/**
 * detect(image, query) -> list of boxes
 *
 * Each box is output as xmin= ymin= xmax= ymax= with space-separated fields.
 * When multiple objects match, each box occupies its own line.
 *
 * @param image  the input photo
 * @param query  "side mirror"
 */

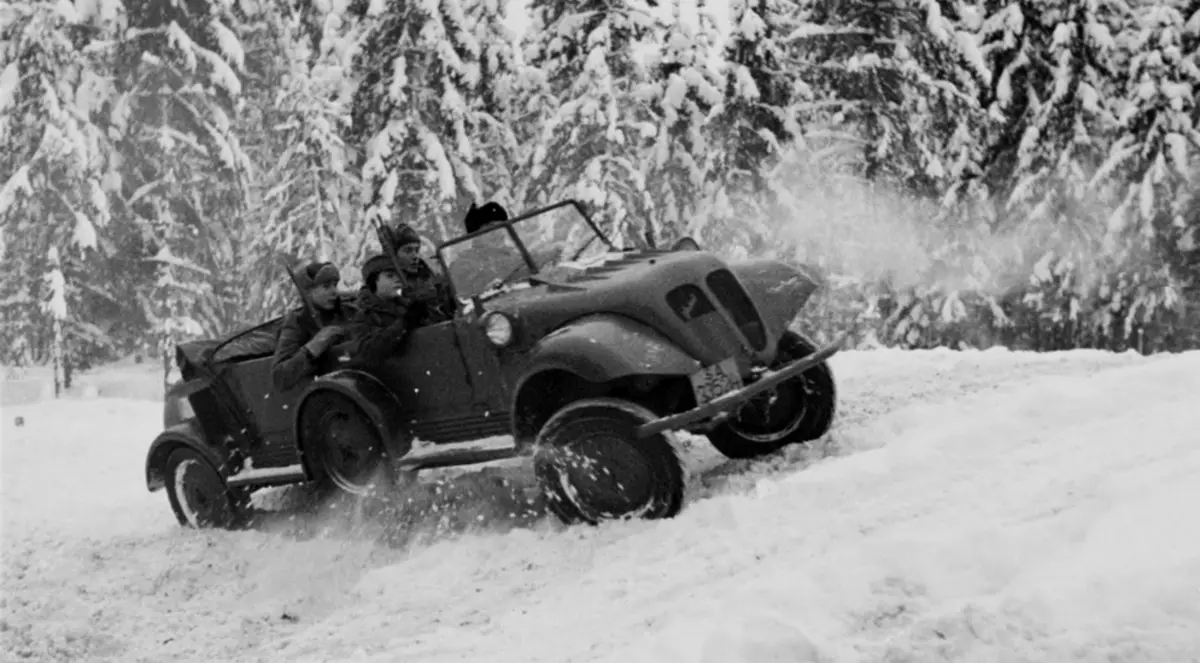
xmin=671 ymin=237 xmax=701 ymax=252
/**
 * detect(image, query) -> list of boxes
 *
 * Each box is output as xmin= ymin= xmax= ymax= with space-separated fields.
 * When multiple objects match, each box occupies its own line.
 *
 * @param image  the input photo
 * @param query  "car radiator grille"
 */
xmin=666 ymin=282 xmax=757 ymax=362
xmin=705 ymin=269 xmax=768 ymax=351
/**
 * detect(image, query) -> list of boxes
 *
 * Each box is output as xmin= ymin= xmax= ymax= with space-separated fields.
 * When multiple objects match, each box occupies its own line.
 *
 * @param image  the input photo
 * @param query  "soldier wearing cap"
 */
xmin=350 ymin=223 xmax=457 ymax=365
xmin=271 ymin=261 xmax=356 ymax=391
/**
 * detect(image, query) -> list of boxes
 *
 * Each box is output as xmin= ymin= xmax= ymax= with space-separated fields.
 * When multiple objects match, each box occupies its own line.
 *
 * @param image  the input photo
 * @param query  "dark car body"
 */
xmin=146 ymin=200 xmax=832 ymax=499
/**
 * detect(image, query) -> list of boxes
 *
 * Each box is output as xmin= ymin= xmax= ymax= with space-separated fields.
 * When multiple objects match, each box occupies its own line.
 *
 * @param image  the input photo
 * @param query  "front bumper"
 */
xmin=634 ymin=333 xmax=845 ymax=439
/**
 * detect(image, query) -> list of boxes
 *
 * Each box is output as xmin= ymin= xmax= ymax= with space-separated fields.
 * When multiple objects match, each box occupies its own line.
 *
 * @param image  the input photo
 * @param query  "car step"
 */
xmin=394 ymin=438 xmax=522 ymax=471
xmin=226 ymin=463 xmax=308 ymax=488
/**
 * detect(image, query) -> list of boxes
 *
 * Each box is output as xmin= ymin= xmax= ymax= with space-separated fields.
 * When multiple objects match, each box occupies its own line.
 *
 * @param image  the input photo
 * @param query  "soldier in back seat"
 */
xmin=271 ymin=261 xmax=357 ymax=391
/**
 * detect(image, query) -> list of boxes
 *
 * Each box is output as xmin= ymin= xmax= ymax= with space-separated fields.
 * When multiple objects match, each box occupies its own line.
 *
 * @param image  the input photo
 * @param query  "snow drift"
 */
xmin=3 ymin=347 xmax=1199 ymax=662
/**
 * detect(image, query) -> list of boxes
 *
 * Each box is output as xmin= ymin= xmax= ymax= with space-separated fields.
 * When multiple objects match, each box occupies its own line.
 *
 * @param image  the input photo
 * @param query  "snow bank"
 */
xmin=3 ymin=348 xmax=1198 ymax=662
xmin=1 ymin=361 xmax=163 ymax=407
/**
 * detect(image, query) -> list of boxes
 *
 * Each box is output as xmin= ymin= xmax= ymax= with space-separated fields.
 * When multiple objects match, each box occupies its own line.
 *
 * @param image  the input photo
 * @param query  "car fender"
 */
xmin=519 ymin=313 xmax=702 ymax=385
xmin=145 ymin=420 xmax=228 ymax=492
xmin=508 ymin=314 xmax=702 ymax=447
xmin=727 ymin=259 xmax=822 ymax=341
xmin=293 ymin=369 xmax=412 ymax=469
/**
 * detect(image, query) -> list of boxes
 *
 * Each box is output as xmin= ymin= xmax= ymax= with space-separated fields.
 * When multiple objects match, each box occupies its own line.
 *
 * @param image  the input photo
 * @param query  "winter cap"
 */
xmin=299 ymin=261 xmax=340 ymax=289
xmin=388 ymin=223 xmax=422 ymax=248
xmin=361 ymin=254 xmax=395 ymax=284
xmin=464 ymin=201 xmax=509 ymax=234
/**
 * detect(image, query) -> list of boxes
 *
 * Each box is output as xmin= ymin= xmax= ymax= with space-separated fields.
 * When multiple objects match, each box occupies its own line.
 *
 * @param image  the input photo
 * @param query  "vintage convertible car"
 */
xmin=146 ymin=200 xmax=840 ymax=529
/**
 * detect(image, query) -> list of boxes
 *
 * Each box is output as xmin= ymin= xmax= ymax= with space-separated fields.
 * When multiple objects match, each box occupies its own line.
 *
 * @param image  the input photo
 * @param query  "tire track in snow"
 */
xmin=0 ymin=349 xmax=1168 ymax=663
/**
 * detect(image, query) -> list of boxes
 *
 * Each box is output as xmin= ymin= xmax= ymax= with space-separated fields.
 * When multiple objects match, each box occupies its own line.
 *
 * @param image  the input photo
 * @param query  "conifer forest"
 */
xmin=2 ymin=0 xmax=1198 ymax=378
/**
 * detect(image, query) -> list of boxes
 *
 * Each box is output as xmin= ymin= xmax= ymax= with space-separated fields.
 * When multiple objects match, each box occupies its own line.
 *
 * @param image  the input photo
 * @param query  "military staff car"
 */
xmin=146 ymin=200 xmax=841 ymax=528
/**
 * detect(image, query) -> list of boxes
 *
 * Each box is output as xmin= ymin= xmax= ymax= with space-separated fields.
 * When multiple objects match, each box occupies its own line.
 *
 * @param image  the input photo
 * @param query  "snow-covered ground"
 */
xmin=3 ymin=347 xmax=1200 ymax=662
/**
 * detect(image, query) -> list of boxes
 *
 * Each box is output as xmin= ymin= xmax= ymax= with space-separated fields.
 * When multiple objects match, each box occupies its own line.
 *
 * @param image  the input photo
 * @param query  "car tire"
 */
xmin=533 ymin=398 xmax=685 ymax=525
xmin=164 ymin=448 xmax=245 ymax=529
xmin=298 ymin=389 xmax=388 ymax=496
xmin=706 ymin=330 xmax=837 ymax=460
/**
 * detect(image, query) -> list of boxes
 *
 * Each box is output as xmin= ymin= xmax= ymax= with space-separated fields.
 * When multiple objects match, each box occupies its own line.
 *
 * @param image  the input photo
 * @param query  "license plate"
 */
xmin=689 ymin=358 xmax=744 ymax=406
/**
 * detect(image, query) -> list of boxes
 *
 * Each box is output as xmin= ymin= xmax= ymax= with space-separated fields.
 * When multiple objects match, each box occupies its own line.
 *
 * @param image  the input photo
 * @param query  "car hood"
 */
xmin=476 ymin=249 xmax=810 ymax=366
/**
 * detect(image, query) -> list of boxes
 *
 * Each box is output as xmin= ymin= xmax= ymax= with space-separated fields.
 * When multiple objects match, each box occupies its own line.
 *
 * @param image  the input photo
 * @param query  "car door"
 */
xmin=220 ymin=356 xmax=308 ymax=468
xmin=453 ymin=316 xmax=511 ymax=415
xmin=368 ymin=319 xmax=509 ymax=443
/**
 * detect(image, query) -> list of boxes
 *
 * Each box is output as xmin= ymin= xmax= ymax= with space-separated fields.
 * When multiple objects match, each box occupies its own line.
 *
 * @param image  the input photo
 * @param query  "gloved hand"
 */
xmin=304 ymin=325 xmax=345 ymax=357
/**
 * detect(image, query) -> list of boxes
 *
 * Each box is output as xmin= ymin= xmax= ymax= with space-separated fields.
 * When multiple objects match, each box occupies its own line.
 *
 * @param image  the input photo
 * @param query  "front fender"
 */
xmin=293 ymin=369 xmax=411 ymax=470
xmin=521 ymin=313 xmax=702 ymax=384
xmin=728 ymin=259 xmax=822 ymax=340
xmin=145 ymin=420 xmax=228 ymax=492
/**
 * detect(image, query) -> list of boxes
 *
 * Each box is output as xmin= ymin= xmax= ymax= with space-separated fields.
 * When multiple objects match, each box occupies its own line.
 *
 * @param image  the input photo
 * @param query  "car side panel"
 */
xmin=219 ymin=356 xmax=308 ymax=468
xmin=453 ymin=317 xmax=512 ymax=411
xmin=356 ymin=321 xmax=475 ymax=413
xmin=344 ymin=320 xmax=508 ymax=444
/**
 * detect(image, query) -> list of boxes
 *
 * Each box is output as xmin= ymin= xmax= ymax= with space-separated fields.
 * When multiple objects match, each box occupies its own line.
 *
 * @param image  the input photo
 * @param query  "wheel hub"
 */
xmin=316 ymin=401 xmax=382 ymax=495
xmin=173 ymin=459 xmax=225 ymax=527
xmin=727 ymin=379 xmax=808 ymax=443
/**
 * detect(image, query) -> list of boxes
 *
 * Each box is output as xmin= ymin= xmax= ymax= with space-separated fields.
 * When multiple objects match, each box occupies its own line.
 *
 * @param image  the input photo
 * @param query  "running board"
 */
xmin=224 ymin=442 xmax=524 ymax=488
xmin=394 ymin=438 xmax=522 ymax=471
xmin=226 ymin=463 xmax=308 ymax=488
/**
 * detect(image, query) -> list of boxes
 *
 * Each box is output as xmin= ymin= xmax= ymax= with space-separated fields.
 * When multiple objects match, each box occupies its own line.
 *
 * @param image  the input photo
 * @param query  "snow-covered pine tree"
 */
xmin=1087 ymin=0 xmax=1200 ymax=350
xmin=642 ymin=0 xmax=724 ymax=245
xmin=112 ymin=0 xmax=253 ymax=363
xmin=716 ymin=0 xmax=797 ymax=189
xmin=701 ymin=0 xmax=809 ymax=259
xmin=462 ymin=0 xmax=524 ymax=209
xmin=242 ymin=0 xmax=365 ymax=313
xmin=0 ymin=2 xmax=116 ymax=368
xmin=782 ymin=0 xmax=991 ymax=347
xmin=1176 ymin=1 xmax=1200 ymax=312
xmin=982 ymin=0 xmax=1131 ymax=349
xmin=792 ymin=0 xmax=988 ymax=198
xmin=989 ymin=0 xmax=1126 ymax=235
xmin=522 ymin=0 xmax=659 ymax=248
xmin=1101 ymin=0 xmax=1199 ymax=252
xmin=349 ymin=0 xmax=490 ymax=243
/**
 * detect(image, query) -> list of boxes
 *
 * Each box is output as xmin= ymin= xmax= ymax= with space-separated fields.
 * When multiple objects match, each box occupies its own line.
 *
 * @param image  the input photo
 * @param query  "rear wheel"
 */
xmin=165 ymin=448 xmax=245 ymax=529
xmin=706 ymin=331 xmax=836 ymax=459
xmin=533 ymin=398 xmax=684 ymax=525
xmin=299 ymin=390 xmax=388 ymax=496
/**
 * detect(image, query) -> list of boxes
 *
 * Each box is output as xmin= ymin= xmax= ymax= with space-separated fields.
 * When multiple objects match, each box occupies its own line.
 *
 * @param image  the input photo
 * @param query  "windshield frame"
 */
xmin=434 ymin=199 xmax=617 ymax=303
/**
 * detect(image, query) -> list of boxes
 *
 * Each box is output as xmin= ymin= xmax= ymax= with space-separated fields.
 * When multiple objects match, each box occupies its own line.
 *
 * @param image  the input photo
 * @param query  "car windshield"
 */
xmin=440 ymin=202 xmax=616 ymax=300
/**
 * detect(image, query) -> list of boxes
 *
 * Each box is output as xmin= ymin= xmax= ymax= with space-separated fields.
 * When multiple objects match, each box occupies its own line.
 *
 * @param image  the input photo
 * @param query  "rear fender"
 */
xmin=293 ymin=369 xmax=411 ymax=475
xmin=728 ymin=259 xmax=822 ymax=341
xmin=145 ymin=421 xmax=228 ymax=492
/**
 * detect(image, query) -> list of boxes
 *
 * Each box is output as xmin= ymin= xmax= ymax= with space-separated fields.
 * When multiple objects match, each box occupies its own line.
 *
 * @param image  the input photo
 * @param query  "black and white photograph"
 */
xmin=2 ymin=0 xmax=1198 ymax=660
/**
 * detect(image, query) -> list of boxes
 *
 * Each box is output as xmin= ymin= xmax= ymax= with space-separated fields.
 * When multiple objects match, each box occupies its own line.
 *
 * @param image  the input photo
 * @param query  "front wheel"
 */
xmin=706 ymin=331 xmax=837 ymax=460
xmin=164 ymin=448 xmax=245 ymax=529
xmin=533 ymin=398 xmax=685 ymax=525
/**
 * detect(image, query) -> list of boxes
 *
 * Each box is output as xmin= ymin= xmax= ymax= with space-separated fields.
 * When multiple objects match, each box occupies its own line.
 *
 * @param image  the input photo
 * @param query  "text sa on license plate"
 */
xmin=689 ymin=357 xmax=744 ymax=406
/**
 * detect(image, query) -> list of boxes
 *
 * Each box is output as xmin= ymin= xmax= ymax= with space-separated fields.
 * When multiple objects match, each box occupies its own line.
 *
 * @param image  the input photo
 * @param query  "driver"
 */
xmin=271 ymin=261 xmax=354 ymax=391
xmin=379 ymin=222 xmax=457 ymax=323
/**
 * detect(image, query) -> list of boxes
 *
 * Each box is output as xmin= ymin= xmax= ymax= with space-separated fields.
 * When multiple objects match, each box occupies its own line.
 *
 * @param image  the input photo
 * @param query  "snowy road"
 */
xmin=3 ymin=348 xmax=1199 ymax=662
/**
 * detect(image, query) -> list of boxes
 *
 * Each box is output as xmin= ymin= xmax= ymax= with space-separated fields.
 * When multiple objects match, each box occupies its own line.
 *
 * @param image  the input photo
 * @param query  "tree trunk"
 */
xmin=51 ymin=316 xmax=64 ymax=398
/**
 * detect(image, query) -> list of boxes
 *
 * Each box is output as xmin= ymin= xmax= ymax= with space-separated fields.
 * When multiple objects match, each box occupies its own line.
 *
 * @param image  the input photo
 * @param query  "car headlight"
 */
xmin=484 ymin=312 xmax=514 ymax=347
